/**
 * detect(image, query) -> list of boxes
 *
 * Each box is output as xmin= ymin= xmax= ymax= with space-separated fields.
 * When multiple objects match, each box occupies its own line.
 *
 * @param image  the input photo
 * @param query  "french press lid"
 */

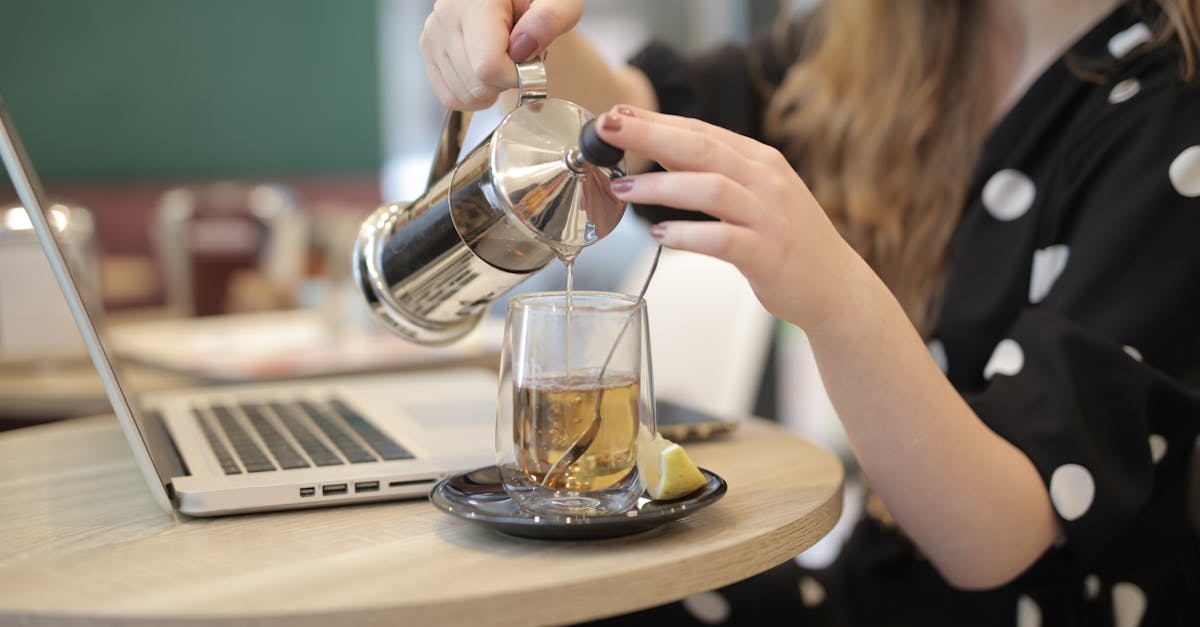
xmin=437 ymin=60 xmax=628 ymax=258
xmin=488 ymin=62 xmax=627 ymax=255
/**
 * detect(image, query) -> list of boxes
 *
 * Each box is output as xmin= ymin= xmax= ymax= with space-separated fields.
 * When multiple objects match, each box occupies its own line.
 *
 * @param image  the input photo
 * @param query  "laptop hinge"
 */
xmin=140 ymin=409 xmax=191 ymax=490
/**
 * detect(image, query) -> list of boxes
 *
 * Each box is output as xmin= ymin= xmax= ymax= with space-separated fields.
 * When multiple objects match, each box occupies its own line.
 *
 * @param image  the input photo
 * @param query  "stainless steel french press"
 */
xmin=352 ymin=60 xmax=627 ymax=345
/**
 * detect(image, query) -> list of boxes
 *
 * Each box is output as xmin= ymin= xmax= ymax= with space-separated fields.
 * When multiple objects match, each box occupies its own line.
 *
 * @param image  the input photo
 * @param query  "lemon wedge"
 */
xmin=637 ymin=426 xmax=708 ymax=500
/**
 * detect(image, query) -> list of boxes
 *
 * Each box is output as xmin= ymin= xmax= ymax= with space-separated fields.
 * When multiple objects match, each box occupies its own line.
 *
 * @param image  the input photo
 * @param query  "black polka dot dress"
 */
xmin=589 ymin=3 xmax=1200 ymax=626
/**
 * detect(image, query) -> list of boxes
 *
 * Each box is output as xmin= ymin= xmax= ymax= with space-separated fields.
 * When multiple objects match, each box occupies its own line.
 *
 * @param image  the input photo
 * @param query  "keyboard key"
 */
xmin=195 ymin=408 xmax=241 ymax=475
xmin=329 ymin=399 xmax=415 ymax=461
xmin=211 ymin=405 xmax=276 ymax=473
xmin=296 ymin=400 xmax=377 ymax=464
xmin=241 ymin=404 xmax=310 ymax=470
xmin=270 ymin=401 xmax=344 ymax=466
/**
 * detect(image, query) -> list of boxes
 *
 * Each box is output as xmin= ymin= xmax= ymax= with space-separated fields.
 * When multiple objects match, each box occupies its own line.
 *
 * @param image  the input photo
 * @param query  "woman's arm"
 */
xmin=597 ymin=105 xmax=1061 ymax=590
xmin=806 ymin=266 xmax=1061 ymax=590
xmin=543 ymin=32 xmax=658 ymax=117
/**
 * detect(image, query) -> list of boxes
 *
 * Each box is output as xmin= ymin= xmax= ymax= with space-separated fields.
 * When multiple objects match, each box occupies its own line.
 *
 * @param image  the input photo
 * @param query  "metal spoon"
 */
xmin=540 ymin=244 xmax=663 ymax=488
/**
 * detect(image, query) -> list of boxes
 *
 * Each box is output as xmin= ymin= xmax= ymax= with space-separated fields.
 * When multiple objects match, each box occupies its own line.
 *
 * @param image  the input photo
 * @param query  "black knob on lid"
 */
xmin=579 ymin=118 xmax=624 ymax=168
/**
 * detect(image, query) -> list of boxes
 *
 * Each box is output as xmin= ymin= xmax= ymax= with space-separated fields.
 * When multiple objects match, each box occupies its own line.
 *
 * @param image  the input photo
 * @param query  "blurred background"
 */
xmin=0 ymin=0 xmax=836 ymax=427
xmin=1 ymin=0 xmax=807 ymax=314
xmin=1 ymin=0 xmax=849 ymax=565
xmin=0 ymin=0 xmax=832 ymax=426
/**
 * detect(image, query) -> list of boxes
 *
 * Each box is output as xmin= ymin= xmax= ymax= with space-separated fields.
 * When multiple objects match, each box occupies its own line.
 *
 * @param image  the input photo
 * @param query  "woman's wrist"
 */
xmin=800 ymin=247 xmax=898 ymax=350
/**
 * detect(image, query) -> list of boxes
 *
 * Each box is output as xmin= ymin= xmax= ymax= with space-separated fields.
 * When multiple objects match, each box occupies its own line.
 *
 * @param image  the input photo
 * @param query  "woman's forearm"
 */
xmin=544 ymin=32 xmax=657 ymax=116
xmin=804 ymin=264 xmax=1061 ymax=589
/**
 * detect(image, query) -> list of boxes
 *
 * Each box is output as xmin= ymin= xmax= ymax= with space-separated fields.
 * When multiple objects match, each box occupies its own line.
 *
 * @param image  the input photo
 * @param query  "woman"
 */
xmin=422 ymin=1 xmax=1200 ymax=624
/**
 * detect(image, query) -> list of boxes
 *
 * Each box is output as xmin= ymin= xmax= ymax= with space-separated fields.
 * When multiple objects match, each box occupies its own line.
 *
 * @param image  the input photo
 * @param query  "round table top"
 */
xmin=0 ymin=413 xmax=844 ymax=626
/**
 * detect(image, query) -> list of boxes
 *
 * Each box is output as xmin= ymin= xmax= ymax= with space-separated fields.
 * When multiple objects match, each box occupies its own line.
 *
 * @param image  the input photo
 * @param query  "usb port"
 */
xmin=321 ymin=483 xmax=348 ymax=496
xmin=299 ymin=487 xmax=316 ymax=497
xmin=354 ymin=481 xmax=380 ymax=493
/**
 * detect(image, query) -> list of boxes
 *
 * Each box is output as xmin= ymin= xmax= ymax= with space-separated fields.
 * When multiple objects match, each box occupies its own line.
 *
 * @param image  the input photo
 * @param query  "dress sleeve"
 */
xmin=626 ymin=21 xmax=804 ymax=224
xmin=963 ymin=81 xmax=1200 ymax=566
xmin=627 ymin=21 xmax=802 ymax=140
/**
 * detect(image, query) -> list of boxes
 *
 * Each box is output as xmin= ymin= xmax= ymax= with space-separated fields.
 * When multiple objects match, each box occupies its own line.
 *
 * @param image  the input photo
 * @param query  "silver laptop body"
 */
xmin=0 ymin=96 xmax=496 ymax=517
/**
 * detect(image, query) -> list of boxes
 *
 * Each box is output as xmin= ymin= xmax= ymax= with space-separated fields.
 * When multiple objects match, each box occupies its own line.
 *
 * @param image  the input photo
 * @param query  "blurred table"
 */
xmin=0 ymin=306 xmax=502 ymax=429
xmin=0 ymin=359 xmax=190 ymax=428
xmin=0 ymin=415 xmax=843 ymax=626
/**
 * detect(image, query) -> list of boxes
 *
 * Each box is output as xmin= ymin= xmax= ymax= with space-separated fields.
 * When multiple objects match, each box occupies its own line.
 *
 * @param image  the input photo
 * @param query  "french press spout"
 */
xmin=352 ymin=59 xmax=627 ymax=345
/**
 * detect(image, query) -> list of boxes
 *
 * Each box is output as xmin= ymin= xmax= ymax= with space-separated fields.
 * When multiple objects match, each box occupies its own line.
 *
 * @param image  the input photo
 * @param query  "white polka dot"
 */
xmin=681 ymin=591 xmax=731 ymax=625
xmin=1085 ymin=574 xmax=1101 ymax=600
xmin=1108 ymin=22 xmax=1153 ymax=59
xmin=1149 ymin=434 xmax=1167 ymax=464
xmin=1050 ymin=464 xmax=1096 ymax=521
xmin=1029 ymin=244 xmax=1070 ymax=304
xmin=984 ymin=339 xmax=1024 ymax=380
xmin=982 ymin=169 xmax=1037 ymax=221
xmin=1017 ymin=594 xmax=1042 ymax=627
xmin=1169 ymin=145 xmax=1200 ymax=197
xmin=799 ymin=576 xmax=826 ymax=607
xmin=1108 ymin=78 xmax=1141 ymax=104
xmin=1123 ymin=345 xmax=1143 ymax=362
xmin=928 ymin=338 xmax=949 ymax=373
xmin=1112 ymin=582 xmax=1147 ymax=627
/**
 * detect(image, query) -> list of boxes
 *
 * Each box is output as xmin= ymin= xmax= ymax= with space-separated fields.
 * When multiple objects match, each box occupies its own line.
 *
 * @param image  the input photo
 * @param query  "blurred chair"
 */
xmin=620 ymin=246 xmax=776 ymax=421
xmin=0 ymin=202 xmax=99 ymax=365
xmin=154 ymin=182 xmax=309 ymax=316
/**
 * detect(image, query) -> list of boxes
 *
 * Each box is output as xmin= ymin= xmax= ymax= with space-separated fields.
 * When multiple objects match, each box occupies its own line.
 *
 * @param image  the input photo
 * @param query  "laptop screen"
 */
xmin=0 ymin=96 xmax=177 ymax=513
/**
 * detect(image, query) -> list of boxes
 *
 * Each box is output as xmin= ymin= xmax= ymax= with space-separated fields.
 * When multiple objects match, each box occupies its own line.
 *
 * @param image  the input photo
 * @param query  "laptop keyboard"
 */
xmin=194 ymin=398 xmax=415 ymax=474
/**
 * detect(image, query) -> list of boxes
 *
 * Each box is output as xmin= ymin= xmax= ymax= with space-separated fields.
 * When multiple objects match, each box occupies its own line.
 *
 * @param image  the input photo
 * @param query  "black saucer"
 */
xmin=430 ymin=466 xmax=726 ymax=540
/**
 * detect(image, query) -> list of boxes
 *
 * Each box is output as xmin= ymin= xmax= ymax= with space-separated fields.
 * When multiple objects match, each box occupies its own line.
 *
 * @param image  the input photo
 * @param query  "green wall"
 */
xmin=0 ymin=0 xmax=382 ymax=182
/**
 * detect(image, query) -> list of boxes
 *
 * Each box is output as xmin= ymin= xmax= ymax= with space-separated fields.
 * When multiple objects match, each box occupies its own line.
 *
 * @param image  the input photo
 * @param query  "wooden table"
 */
xmin=0 ymin=414 xmax=844 ymax=626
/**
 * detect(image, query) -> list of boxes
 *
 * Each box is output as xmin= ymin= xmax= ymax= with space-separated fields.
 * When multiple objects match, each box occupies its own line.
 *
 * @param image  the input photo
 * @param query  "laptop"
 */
xmin=0 ymin=96 xmax=497 ymax=517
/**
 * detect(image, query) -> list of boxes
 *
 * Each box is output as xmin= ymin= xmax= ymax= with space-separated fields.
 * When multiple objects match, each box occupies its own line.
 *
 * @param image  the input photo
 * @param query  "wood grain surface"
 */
xmin=0 ymin=414 xmax=843 ymax=626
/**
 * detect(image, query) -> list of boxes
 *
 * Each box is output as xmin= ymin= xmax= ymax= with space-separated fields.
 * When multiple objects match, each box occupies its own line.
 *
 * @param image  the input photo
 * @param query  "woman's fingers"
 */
xmin=650 ymin=221 xmax=760 ymax=271
xmin=609 ymin=105 xmax=780 ymax=165
xmin=595 ymin=111 xmax=758 ymax=184
xmin=462 ymin=4 xmax=519 ymax=89
xmin=611 ymin=172 xmax=760 ymax=226
xmin=442 ymin=32 xmax=500 ymax=109
xmin=509 ymin=0 xmax=583 ymax=60
xmin=421 ymin=0 xmax=519 ymax=110
xmin=420 ymin=46 xmax=459 ymax=109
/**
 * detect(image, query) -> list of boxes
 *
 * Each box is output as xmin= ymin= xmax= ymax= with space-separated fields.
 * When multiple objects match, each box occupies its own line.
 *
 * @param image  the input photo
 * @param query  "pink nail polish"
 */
xmin=600 ymin=113 xmax=623 ymax=132
xmin=650 ymin=224 xmax=667 ymax=240
xmin=509 ymin=33 xmax=537 ymax=62
xmin=611 ymin=177 xmax=635 ymax=193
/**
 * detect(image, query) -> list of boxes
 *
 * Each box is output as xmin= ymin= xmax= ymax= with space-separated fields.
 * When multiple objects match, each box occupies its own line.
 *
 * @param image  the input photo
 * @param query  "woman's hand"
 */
xmin=597 ymin=105 xmax=874 ymax=334
xmin=599 ymin=107 xmax=1063 ymax=588
xmin=420 ymin=0 xmax=583 ymax=110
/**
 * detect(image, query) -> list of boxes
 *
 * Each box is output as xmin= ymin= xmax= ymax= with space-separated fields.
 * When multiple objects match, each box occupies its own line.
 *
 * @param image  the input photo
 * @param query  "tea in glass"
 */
xmin=496 ymin=291 xmax=655 ymax=515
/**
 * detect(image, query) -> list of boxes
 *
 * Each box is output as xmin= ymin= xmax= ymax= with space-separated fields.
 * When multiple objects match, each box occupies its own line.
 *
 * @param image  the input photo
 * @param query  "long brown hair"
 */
xmin=764 ymin=0 xmax=1200 ymax=336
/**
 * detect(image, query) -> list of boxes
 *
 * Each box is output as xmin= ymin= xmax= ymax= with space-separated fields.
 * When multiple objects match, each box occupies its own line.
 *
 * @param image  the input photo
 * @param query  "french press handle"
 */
xmin=424 ymin=59 xmax=548 ymax=189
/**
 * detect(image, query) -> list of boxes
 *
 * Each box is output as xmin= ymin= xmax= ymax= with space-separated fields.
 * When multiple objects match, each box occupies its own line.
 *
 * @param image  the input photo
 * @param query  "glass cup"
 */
xmin=496 ymin=291 xmax=655 ymax=516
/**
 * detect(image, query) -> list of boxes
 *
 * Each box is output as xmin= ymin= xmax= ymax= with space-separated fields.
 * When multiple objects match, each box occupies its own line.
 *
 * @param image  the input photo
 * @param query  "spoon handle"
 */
xmin=541 ymin=244 xmax=663 ymax=488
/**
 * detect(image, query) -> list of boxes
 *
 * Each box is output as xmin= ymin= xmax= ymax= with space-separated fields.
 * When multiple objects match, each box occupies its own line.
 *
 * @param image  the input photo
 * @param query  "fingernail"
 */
xmin=600 ymin=113 xmax=623 ymax=132
xmin=650 ymin=224 xmax=667 ymax=240
xmin=615 ymin=105 xmax=636 ymax=117
xmin=508 ymin=32 xmax=537 ymax=62
xmin=611 ymin=177 xmax=635 ymax=193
